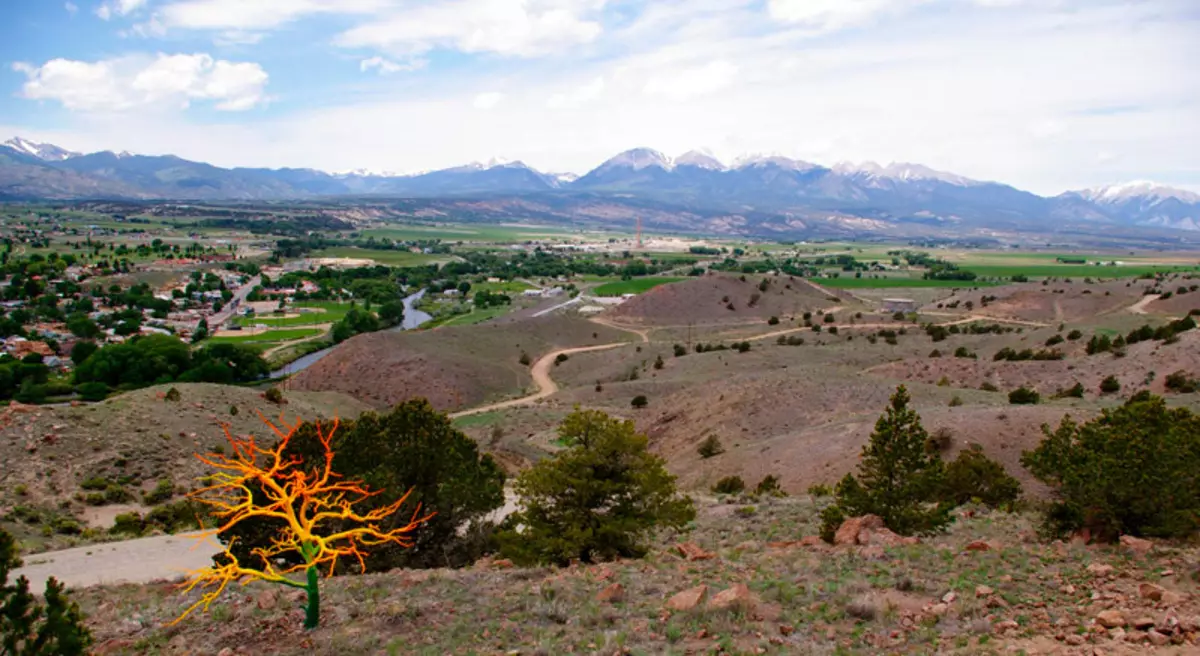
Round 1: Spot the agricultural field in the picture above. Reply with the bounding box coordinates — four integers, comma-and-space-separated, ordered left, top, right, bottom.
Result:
361, 223, 578, 243
817, 276, 1001, 289
206, 327, 324, 344
308, 246, 455, 266
593, 276, 686, 296
232, 301, 355, 328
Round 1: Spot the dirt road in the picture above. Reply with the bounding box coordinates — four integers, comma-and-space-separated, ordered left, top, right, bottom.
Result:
448, 342, 627, 418
13, 532, 222, 589
1127, 294, 1161, 315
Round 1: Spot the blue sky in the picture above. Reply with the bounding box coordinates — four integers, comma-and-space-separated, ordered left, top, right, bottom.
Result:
1, 0, 1197, 194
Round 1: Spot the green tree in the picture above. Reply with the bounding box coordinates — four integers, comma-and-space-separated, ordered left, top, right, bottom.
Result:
498, 409, 695, 565
1, 528, 93, 655
1021, 395, 1200, 540
191, 318, 209, 344
223, 400, 505, 570
941, 444, 1022, 508
821, 386, 952, 538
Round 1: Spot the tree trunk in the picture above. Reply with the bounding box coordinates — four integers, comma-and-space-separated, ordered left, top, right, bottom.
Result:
304, 564, 320, 630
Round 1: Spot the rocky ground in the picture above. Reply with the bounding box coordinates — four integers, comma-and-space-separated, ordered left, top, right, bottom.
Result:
77, 496, 1200, 655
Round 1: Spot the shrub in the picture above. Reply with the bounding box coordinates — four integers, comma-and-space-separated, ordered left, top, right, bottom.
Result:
1066, 329, 1083, 340
1053, 382, 1085, 399
925, 427, 953, 453
1099, 375, 1121, 394
1008, 387, 1040, 405
673, 344, 687, 357
554, 353, 569, 366
948, 395, 963, 407
953, 347, 976, 359
806, 483, 832, 497
1164, 370, 1198, 393
519, 351, 531, 366
497, 409, 694, 565
754, 475, 785, 497
263, 387, 284, 404
0, 527, 92, 654
697, 435, 725, 459
1045, 334, 1065, 347
631, 395, 649, 409
767, 316, 780, 326
75, 382, 109, 402
979, 382, 999, 392
712, 476, 746, 495
164, 386, 182, 402
928, 349, 942, 358
819, 386, 952, 540
224, 399, 505, 571
229, 404, 239, 416
941, 445, 1022, 508
142, 479, 175, 505
1022, 395, 1200, 540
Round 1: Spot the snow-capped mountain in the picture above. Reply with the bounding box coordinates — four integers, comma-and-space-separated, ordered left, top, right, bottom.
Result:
1059, 182, 1200, 231
675, 150, 725, 171
4, 137, 79, 161
733, 154, 820, 172
1070, 181, 1200, 205
834, 161, 980, 187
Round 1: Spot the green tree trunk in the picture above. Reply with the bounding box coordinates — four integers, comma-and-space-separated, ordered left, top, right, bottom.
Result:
301, 542, 320, 629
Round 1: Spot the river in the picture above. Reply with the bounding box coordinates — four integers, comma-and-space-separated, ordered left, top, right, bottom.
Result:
268, 289, 431, 378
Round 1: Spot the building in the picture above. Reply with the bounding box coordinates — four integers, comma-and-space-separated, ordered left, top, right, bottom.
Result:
882, 298, 918, 313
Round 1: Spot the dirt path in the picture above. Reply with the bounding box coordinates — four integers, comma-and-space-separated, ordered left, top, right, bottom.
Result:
1127, 294, 1161, 315
13, 532, 222, 589
448, 342, 627, 418
745, 313, 1048, 343
586, 317, 650, 343
261, 324, 332, 358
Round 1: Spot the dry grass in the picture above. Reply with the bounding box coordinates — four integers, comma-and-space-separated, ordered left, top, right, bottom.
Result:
78, 496, 1200, 655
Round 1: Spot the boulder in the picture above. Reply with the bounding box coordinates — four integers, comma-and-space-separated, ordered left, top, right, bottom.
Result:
675, 542, 716, 561
596, 583, 625, 603
975, 585, 994, 597
1086, 563, 1115, 577
834, 515, 885, 546
1095, 609, 1126, 628
708, 583, 757, 612
1119, 535, 1153, 556
1139, 583, 1165, 602
665, 585, 708, 612
965, 540, 992, 552
1132, 616, 1156, 631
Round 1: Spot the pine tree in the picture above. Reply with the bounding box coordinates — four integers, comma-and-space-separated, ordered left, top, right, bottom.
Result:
821, 386, 952, 538
1, 528, 93, 655
498, 409, 695, 565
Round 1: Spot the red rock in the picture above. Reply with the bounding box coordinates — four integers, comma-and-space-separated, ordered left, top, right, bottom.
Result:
255, 590, 278, 610
1096, 610, 1126, 628
861, 528, 919, 547
708, 583, 757, 612
778, 625, 795, 636
596, 583, 625, 603
665, 585, 708, 611
675, 542, 716, 561
965, 540, 992, 552
1132, 616, 1156, 630
1119, 535, 1154, 556
993, 620, 1019, 633
833, 515, 884, 546
1086, 563, 1115, 577
492, 559, 513, 569
1139, 583, 1165, 602
975, 585, 994, 597
1147, 630, 1170, 646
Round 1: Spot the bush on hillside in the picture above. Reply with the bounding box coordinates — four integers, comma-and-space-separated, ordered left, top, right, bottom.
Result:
1008, 387, 1040, 405
631, 395, 648, 409
224, 399, 505, 570
1165, 370, 1198, 393
941, 444, 1022, 508
754, 475, 786, 497
1099, 375, 1121, 394
0, 527, 92, 655
712, 476, 746, 495
819, 386, 953, 540
697, 435, 725, 459
497, 409, 694, 565
1053, 382, 1085, 399
1022, 394, 1200, 540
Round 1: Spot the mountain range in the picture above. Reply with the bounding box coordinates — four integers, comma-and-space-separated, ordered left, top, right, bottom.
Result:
3, 137, 1199, 236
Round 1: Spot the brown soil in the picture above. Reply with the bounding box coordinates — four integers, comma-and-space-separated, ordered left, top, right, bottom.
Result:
608, 273, 844, 326
925, 280, 1145, 324
288, 316, 634, 412
0, 383, 369, 552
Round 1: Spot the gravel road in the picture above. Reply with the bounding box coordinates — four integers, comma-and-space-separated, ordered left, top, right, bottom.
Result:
13, 532, 223, 589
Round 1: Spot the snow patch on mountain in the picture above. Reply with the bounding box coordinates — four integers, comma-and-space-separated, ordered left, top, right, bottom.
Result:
1070, 181, 1200, 205
675, 149, 725, 171
733, 153, 819, 172
601, 148, 674, 171
834, 161, 979, 186
4, 136, 80, 161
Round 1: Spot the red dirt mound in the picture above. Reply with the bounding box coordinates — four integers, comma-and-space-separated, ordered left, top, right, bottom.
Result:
608, 274, 842, 326
924, 280, 1143, 323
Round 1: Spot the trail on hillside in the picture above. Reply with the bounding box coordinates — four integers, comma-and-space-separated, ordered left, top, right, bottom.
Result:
13, 532, 222, 589
1127, 294, 1161, 315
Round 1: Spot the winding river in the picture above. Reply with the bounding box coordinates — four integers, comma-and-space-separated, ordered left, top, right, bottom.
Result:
268, 289, 431, 379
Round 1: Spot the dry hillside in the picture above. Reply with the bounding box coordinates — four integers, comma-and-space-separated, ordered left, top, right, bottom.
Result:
608, 274, 844, 325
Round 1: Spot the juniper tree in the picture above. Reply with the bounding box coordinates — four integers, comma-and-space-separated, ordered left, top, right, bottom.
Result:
821, 386, 953, 538
1, 529, 92, 655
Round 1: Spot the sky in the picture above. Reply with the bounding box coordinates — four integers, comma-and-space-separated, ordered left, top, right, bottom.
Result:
0, 0, 1198, 195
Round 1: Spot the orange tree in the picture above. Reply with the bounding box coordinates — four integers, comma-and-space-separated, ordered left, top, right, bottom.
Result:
175, 415, 432, 629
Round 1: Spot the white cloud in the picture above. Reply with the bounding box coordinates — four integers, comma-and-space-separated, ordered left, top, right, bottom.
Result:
335, 0, 604, 57
359, 56, 426, 75
766, 0, 919, 31
14, 54, 268, 112
96, 0, 147, 20
547, 76, 605, 109
149, 0, 388, 32
473, 92, 504, 109
64, 2, 78, 16
642, 61, 737, 102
